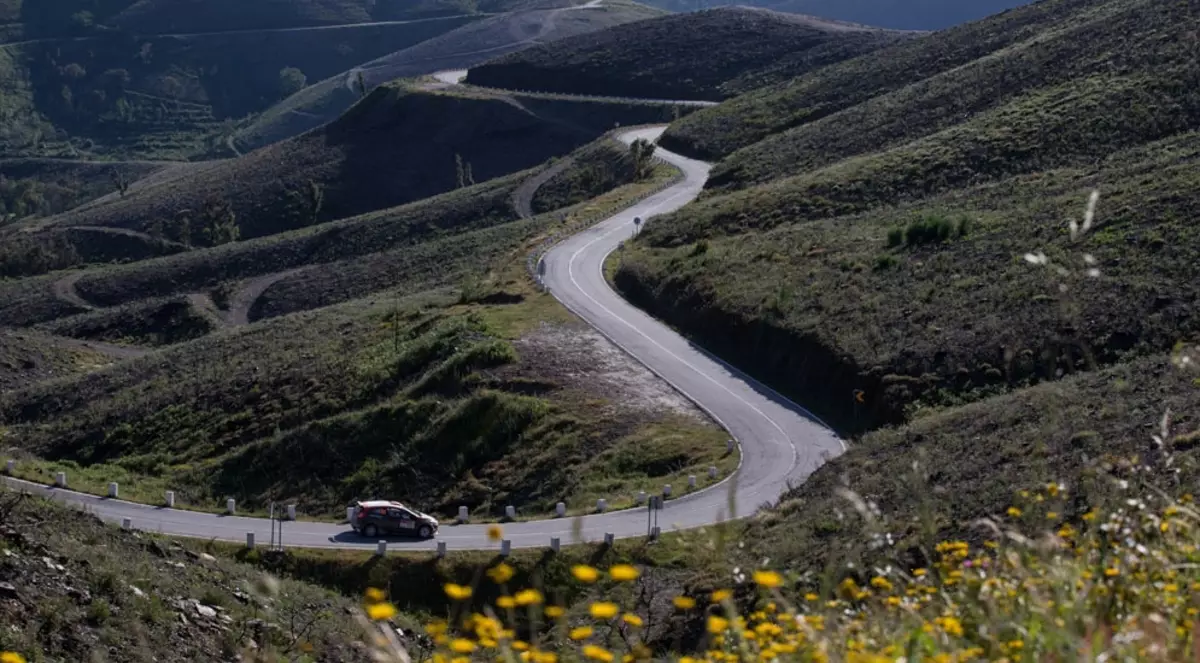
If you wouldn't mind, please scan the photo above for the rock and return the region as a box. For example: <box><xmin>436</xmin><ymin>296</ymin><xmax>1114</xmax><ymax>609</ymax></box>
<box><xmin>0</xmin><ymin>581</ymin><xmax>18</xmax><ymax>598</ymax></box>
<box><xmin>168</xmin><ymin>561</ymin><xmax>186</xmax><ymax>569</ymax></box>
<box><xmin>199</xmin><ymin>553</ymin><xmax>216</xmax><ymax>563</ymax></box>
<box><xmin>233</xmin><ymin>590</ymin><xmax>250</xmax><ymax>603</ymax></box>
<box><xmin>66</xmin><ymin>586</ymin><xmax>92</xmax><ymax>603</ymax></box>
<box><xmin>195</xmin><ymin>604</ymin><xmax>217</xmax><ymax>619</ymax></box>
<box><xmin>128</xmin><ymin>585</ymin><xmax>147</xmax><ymax>599</ymax></box>
<box><xmin>40</xmin><ymin>556</ymin><xmax>64</xmax><ymax>572</ymax></box>
<box><xmin>179</xmin><ymin>613</ymin><xmax>190</xmax><ymax>626</ymax></box>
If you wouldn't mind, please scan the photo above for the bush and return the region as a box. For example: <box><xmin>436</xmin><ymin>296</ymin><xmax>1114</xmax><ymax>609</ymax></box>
<box><xmin>886</xmin><ymin>227</ymin><xmax>904</xmax><ymax>248</ymax></box>
<box><xmin>903</xmin><ymin>214</ymin><xmax>968</xmax><ymax>247</ymax></box>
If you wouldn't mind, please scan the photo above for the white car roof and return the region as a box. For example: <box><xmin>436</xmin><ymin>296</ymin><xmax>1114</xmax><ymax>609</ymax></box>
<box><xmin>358</xmin><ymin>500</ymin><xmax>406</xmax><ymax>508</ymax></box>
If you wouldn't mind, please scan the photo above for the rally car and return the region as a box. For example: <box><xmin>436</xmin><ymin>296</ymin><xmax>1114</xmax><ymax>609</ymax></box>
<box><xmin>349</xmin><ymin>500</ymin><xmax>440</xmax><ymax>539</ymax></box>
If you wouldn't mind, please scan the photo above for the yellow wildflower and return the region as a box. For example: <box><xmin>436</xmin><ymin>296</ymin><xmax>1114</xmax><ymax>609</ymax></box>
<box><xmin>569</xmin><ymin>626</ymin><xmax>594</xmax><ymax>641</ymax></box>
<box><xmin>589</xmin><ymin>602</ymin><xmax>619</xmax><ymax>619</ymax></box>
<box><xmin>487</xmin><ymin>525</ymin><xmax>503</xmax><ymax>542</ymax></box>
<box><xmin>365</xmin><ymin>587</ymin><xmax>386</xmax><ymax>603</ymax></box>
<box><xmin>753</xmin><ymin>570</ymin><xmax>784</xmax><ymax>588</ymax></box>
<box><xmin>544</xmin><ymin>606</ymin><xmax>565</xmax><ymax>619</ymax></box>
<box><xmin>804</xmin><ymin>592</ymin><xmax>819</xmax><ymax>601</ymax></box>
<box><xmin>515</xmin><ymin>589</ymin><xmax>544</xmax><ymax>606</ymax></box>
<box><xmin>1105</xmin><ymin>567</ymin><xmax>1120</xmax><ymax>578</ymax></box>
<box><xmin>1</xmin><ymin>654</ymin><xmax>27</xmax><ymax>663</ymax></box>
<box><xmin>497</xmin><ymin>596</ymin><xmax>516</xmax><ymax>609</ymax></box>
<box><xmin>572</xmin><ymin>565</ymin><xmax>600</xmax><ymax>583</ymax></box>
<box><xmin>450</xmin><ymin>639</ymin><xmax>476</xmax><ymax>654</ymax></box>
<box><xmin>707</xmin><ymin>615</ymin><xmax>729</xmax><ymax>634</ymax></box>
<box><xmin>712</xmin><ymin>589</ymin><xmax>733</xmax><ymax>603</ymax></box>
<box><xmin>622</xmin><ymin>613</ymin><xmax>644</xmax><ymax>627</ymax></box>
<box><xmin>672</xmin><ymin>596</ymin><xmax>696</xmax><ymax>610</ymax></box>
<box><xmin>487</xmin><ymin>563</ymin><xmax>515</xmax><ymax>584</ymax></box>
<box><xmin>444</xmin><ymin>583</ymin><xmax>473</xmax><ymax>600</ymax></box>
<box><xmin>366</xmin><ymin>602</ymin><xmax>397</xmax><ymax>620</ymax></box>
<box><xmin>582</xmin><ymin>645</ymin><xmax>614</xmax><ymax>662</ymax></box>
<box><xmin>1007</xmin><ymin>507</ymin><xmax>1022</xmax><ymax>518</ymax></box>
<box><xmin>609</xmin><ymin>564</ymin><xmax>640</xmax><ymax>581</ymax></box>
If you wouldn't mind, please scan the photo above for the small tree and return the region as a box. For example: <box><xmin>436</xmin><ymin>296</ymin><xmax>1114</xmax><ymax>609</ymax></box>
<box><xmin>630</xmin><ymin>138</ymin><xmax>657</xmax><ymax>181</ymax></box>
<box><xmin>278</xmin><ymin>67</ymin><xmax>307</xmax><ymax>97</ymax></box>
<box><xmin>356</xmin><ymin>71</ymin><xmax>368</xmax><ymax>99</ymax></box>
<box><xmin>110</xmin><ymin>170</ymin><xmax>129</xmax><ymax>197</ymax></box>
<box><xmin>199</xmin><ymin>199</ymin><xmax>239</xmax><ymax>246</ymax></box>
<box><xmin>287</xmin><ymin>180</ymin><xmax>324</xmax><ymax>226</ymax></box>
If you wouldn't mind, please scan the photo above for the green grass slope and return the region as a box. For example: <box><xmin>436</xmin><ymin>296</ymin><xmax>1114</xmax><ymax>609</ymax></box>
<box><xmin>235</xmin><ymin>0</ymin><xmax>665</xmax><ymax>150</ymax></box>
<box><xmin>466</xmin><ymin>7</ymin><xmax>913</xmax><ymax>101</ymax></box>
<box><xmin>36</xmin><ymin>83</ymin><xmax>682</xmax><ymax>245</ymax></box>
<box><xmin>0</xmin><ymin>16</ymin><xmax>474</xmax><ymax>159</ymax></box>
<box><xmin>0</xmin><ymin>489</ymin><xmax>364</xmax><ymax>661</ymax></box>
<box><xmin>660</xmin><ymin>0</ymin><xmax>1117</xmax><ymax>162</ymax></box>
<box><xmin>639</xmin><ymin>0</ymin><xmax>1036</xmax><ymax>30</ymax></box>
<box><xmin>612</xmin><ymin>0</ymin><xmax>1200</xmax><ymax>434</ymax></box>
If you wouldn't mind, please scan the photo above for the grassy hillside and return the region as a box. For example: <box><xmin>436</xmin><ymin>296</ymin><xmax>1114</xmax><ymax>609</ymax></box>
<box><xmin>0</xmin><ymin>158</ymin><xmax>166</xmax><ymax>221</ymax></box>
<box><xmin>466</xmin><ymin>7</ymin><xmax>912</xmax><ymax>101</ymax></box>
<box><xmin>613</xmin><ymin>0</ymin><xmax>1200</xmax><ymax>434</ymax></box>
<box><xmin>236</xmin><ymin>0</ymin><xmax>665</xmax><ymax>150</ymax></box>
<box><xmin>29</xmin><ymin>83</ymin><xmax>679</xmax><ymax>256</ymax></box>
<box><xmin>0</xmin><ymin>15</ymin><xmax>474</xmax><ymax>159</ymax></box>
<box><xmin>0</xmin><ymin>488</ymin><xmax>366</xmax><ymax>661</ymax></box>
<box><xmin>0</xmin><ymin>153</ymin><xmax>731</xmax><ymax>521</ymax></box>
<box><xmin>0</xmin><ymin>329</ymin><xmax>116</xmax><ymax>391</ymax></box>
<box><xmin>638</xmin><ymin>0</ymin><xmax>1036</xmax><ymax>30</ymax></box>
<box><xmin>660</xmin><ymin>0</ymin><xmax>1121</xmax><ymax>162</ymax></box>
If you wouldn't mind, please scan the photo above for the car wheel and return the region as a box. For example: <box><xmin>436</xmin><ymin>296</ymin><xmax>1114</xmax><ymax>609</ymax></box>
<box><xmin>418</xmin><ymin>525</ymin><xmax>433</xmax><ymax>539</ymax></box>
<box><xmin>364</xmin><ymin>524</ymin><xmax>379</xmax><ymax>538</ymax></box>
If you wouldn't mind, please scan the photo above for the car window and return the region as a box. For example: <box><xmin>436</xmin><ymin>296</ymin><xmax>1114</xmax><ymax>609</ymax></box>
<box><xmin>399</xmin><ymin>509</ymin><xmax>417</xmax><ymax>519</ymax></box>
<box><xmin>387</xmin><ymin>508</ymin><xmax>406</xmax><ymax>518</ymax></box>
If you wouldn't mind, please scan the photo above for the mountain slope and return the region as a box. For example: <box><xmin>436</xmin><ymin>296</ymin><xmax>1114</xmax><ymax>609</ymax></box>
<box><xmin>638</xmin><ymin>0</ymin><xmax>1036</xmax><ymax>30</ymax></box>
<box><xmin>612</xmin><ymin>0</ymin><xmax>1200</xmax><ymax>432</ymax></box>
<box><xmin>466</xmin><ymin>7</ymin><xmax>914</xmax><ymax>101</ymax></box>
<box><xmin>235</xmin><ymin>0</ymin><xmax>665</xmax><ymax>150</ymax></box>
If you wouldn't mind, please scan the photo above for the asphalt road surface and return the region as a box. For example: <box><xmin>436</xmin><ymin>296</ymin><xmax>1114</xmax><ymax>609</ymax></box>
<box><xmin>1</xmin><ymin>129</ymin><xmax>844</xmax><ymax>553</ymax></box>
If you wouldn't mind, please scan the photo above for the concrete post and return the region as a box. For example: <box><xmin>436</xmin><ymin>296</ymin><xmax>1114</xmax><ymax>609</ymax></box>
<box><xmin>457</xmin><ymin>506</ymin><xmax>469</xmax><ymax>523</ymax></box>
<box><xmin>108</xmin><ymin>482</ymin><xmax>119</xmax><ymax>498</ymax></box>
<box><xmin>346</xmin><ymin>506</ymin><xmax>355</xmax><ymax>523</ymax></box>
<box><xmin>604</xmin><ymin>532</ymin><xmax>615</xmax><ymax>546</ymax></box>
<box><xmin>636</xmin><ymin>491</ymin><xmax>646</xmax><ymax>505</ymax></box>
<box><xmin>550</xmin><ymin>537</ymin><xmax>560</xmax><ymax>552</ymax></box>
<box><xmin>556</xmin><ymin>502</ymin><xmax>566</xmax><ymax>517</ymax></box>
<box><xmin>122</xmin><ymin>518</ymin><xmax>132</xmax><ymax>530</ymax></box>
<box><xmin>688</xmin><ymin>475</ymin><xmax>697</xmax><ymax>489</ymax></box>
<box><xmin>437</xmin><ymin>541</ymin><xmax>447</xmax><ymax>558</ymax></box>
<box><xmin>726</xmin><ymin>439</ymin><xmax>735</xmax><ymax>453</ymax></box>
<box><xmin>376</xmin><ymin>540</ymin><xmax>387</xmax><ymax>556</ymax></box>
<box><xmin>500</xmin><ymin>540</ymin><xmax>512</xmax><ymax>557</ymax></box>
<box><xmin>709</xmin><ymin>466</ymin><xmax>718</xmax><ymax>479</ymax></box>
<box><xmin>165</xmin><ymin>491</ymin><xmax>175</xmax><ymax>508</ymax></box>
<box><xmin>226</xmin><ymin>499</ymin><xmax>236</xmax><ymax>515</ymax></box>
<box><xmin>246</xmin><ymin>532</ymin><xmax>255</xmax><ymax>549</ymax></box>
<box><xmin>55</xmin><ymin>472</ymin><xmax>66</xmax><ymax>488</ymax></box>
<box><xmin>596</xmin><ymin>498</ymin><xmax>607</xmax><ymax>513</ymax></box>
<box><xmin>4</xmin><ymin>459</ymin><xmax>13</xmax><ymax>474</ymax></box>
<box><xmin>287</xmin><ymin>504</ymin><xmax>297</xmax><ymax>521</ymax></box>
<box><xmin>662</xmin><ymin>484</ymin><xmax>671</xmax><ymax>498</ymax></box>
<box><xmin>505</xmin><ymin>505</ymin><xmax>516</xmax><ymax>520</ymax></box>
<box><xmin>651</xmin><ymin>526</ymin><xmax>661</xmax><ymax>540</ymax></box>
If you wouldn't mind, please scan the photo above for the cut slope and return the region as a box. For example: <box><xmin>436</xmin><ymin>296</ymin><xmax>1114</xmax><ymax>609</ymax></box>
<box><xmin>236</xmin><ymin>0</ymin><xmax>665</xmax><ymax>150</ymax></box>
<box><xmin>467</xmin><ymin>7</ymin><xmax>912</xmax><ymax>101</ymax></box>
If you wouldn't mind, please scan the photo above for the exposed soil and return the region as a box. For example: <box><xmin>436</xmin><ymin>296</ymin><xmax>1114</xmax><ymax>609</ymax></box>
<box><xmin>509</xmin><ymin>321</ymin><xmax>709</xmax><ymax>422</ymax></box>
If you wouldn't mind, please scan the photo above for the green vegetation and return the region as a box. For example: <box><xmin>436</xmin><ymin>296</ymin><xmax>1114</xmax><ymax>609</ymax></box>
<box><xmin>615</xmin><ymin>0</ymin><xmax>1200</xmax><ymax>433</ymax></box>
<box><xmin>637</xmin><ymin>0</ymin><xmax>1033</xmax><ymax>30</ymax></box>
<box><xmin>0</xmin><ymin>157</ymin><xmax>729</xmax><ymax>521</ymax></box>
<box><xmin>467</xmin><ymin>7</ymin><xmax>911</xmax><ymax>101</ymax></box>
<box><xmin>0</xmin><ymin>488</ymin><xmax>366</xmax><ymax>661</ymax></box>
<box><xmin>234</xmin><ymin>0</ymin><xmax>666</xmax><ymax>151</ymax></box>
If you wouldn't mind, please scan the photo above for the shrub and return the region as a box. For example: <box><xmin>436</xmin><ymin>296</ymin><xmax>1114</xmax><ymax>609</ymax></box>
<box><xmin>903</xmin><ymin>214</ymin><xmax>969</xmax><ymax>247</ymax></box>
<box><xmin>885</xmin><ymin>227</ymin><xmax>904</xmax><ymax>248</ymax></box>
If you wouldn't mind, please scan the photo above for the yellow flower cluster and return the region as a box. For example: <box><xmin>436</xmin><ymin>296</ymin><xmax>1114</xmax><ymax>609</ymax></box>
<box><xmin>403</xmin><ymin>485</ymin><xmax>1200</xmax><ymax>662</ymax></box>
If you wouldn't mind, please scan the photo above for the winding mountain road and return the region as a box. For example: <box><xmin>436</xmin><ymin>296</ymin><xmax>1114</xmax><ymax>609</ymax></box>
<box><xmin>2</xmin><ymin>87</ymin><xmax>844</xmax><ymax>553</ymax></box>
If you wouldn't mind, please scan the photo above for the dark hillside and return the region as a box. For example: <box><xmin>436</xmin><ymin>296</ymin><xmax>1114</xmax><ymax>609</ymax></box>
<box><xmin>702</xmin><ymin>0</ymin><xmax>1199</xmax><ymax>192</ymax></box>
<box><xmin>236</xmin><ymin>0</ymin><xmax>665</xmax><ymax>150</ymax></box>
<box><xmin>40</xmin><ymin>84</ymin><xmax>674</xmax><ymax>244</ymax></box>
<box><xmin>0</xmin><ymin>17</ymin><xmax>473</xmax><ymax>159</ymax></box>
<box><xmin>660</xmin><ymin>0</ymin><xmax>1113</xmax><ymax>161</ymax></box>
<box><xmin>639</xmin><ymin>0</ymin><xmax>1036</xmax><ymax>30</ymax></box>
<box><xmin>109</xmin><ymin>0</ymin><xmax>488</xmax><ymax>33</ymax></box>
<box><xmin>467</xmin><ymin>7</ymin><xmax>911</xmax><ymax>101</ymax></box>
<box><xmin>611</xmin><ymin>0</ymin><xmax>1200</xmax><ymax>434</ymax></box>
